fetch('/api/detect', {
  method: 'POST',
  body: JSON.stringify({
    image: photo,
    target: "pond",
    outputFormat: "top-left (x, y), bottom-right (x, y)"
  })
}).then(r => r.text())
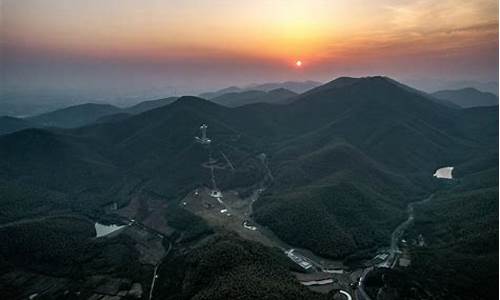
top-left (433, 166), bottom-right (454, 179)
top-left (95, 222), bottom-right (126, 237)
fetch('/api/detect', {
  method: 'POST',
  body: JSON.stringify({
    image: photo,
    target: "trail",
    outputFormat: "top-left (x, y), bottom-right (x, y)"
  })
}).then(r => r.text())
top-left (0, 214), bottom-right (94, 229)
top-left (148, 240), bottom-right (172, 300)
top-left (220, 151), bottom-right (235, 171)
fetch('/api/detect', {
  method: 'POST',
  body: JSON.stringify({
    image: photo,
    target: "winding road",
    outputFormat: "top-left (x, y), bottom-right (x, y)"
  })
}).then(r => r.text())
top-left (148, 238), bottom-right (172, 300)
top-left (357, 194), bottom-right (434, 299)
top-left (340, 289), bottom-right (353, 300)
top-left (386, 194), bottom-right (434, 268)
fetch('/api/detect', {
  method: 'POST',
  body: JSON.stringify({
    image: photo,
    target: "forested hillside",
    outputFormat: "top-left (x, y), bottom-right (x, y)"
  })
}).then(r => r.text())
top-left (251, 77), bottom-right (497, 259)
top-left (153, 234), bottom-right (328, 300)
top-left (406, 155), bottom-right (499, 300)
top-left (0, 77), bottom-right (497, 299)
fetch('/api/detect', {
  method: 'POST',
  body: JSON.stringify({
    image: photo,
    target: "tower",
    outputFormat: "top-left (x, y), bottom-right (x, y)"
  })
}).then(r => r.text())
top-left (200, 124), bottom-right (208, 140)
top-left (195, 124), bottom-right (211, 145)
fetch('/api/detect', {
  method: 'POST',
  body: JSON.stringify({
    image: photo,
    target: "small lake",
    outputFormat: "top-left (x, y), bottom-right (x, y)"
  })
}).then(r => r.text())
top-left (95, 222), bottom-right (126, 237)
top-left (433, 166), bottom-right (454, 179)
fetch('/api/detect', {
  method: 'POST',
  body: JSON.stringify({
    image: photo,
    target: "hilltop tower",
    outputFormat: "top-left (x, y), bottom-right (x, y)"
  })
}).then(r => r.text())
top-left (200, 124), bottom-right (208, 140)
top-left (195, 124), bottom-right (212, 145)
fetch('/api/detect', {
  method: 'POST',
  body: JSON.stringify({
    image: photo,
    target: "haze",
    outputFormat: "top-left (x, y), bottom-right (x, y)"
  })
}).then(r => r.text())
top-left (1, 0), bottom-right (498, 98)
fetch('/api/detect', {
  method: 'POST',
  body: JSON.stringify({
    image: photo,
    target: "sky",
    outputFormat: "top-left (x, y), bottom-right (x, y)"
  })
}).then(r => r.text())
top-left (1, 0), bottom-right (498, 98)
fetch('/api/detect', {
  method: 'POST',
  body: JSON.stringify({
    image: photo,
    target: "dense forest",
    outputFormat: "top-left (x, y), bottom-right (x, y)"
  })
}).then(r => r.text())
top-left (254, 182), bottom-right (405, 258)
top-left (153, 234), bottom-right (328, 300)
top-left (0, 77), bottom-right (497, 299)
top-left (362, 156), bottom-right (499, 300)
top-left (407, 163), bottom-right (499, 300)
top-left (0, 217), bottom-right (151, 299)
top-left (165, 205), bottom-right (213, 242)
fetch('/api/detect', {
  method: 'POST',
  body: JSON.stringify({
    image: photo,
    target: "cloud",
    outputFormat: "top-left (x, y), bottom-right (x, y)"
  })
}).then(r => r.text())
top-left (385, 0), bottom-right (498, 33)
top-left (316, 0), bottom-right (497, 63)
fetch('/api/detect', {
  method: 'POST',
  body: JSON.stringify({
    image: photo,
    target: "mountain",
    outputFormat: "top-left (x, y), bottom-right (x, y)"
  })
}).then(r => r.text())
top-left (304, 76), bottom-right (459, 108)
top-left (408, 163), bottom-right (498, 300)
top-left (363, 151), bottom-right (499, 300)
top-left (0, 97), bottom-right (179, 134)
top-left (199, 81), bottom-right (321, 99)
top-left (94, 112), bottom-right (133, 124)
top-left (211, 88), bottom-right (297, 107)
top-left (0, 89), bottom-right (84, 117)
top-left (0, 76), bottom-right (497, 300)
top-left (199, 86), bottom-right (243, 99)
top-left (248, 80), bottom-right (322, 93)
top-left (154, 234), bottom-right (325, 300)
top-left (0, 116), bottom-right (38, 135)
top-left (91, 96), bottom-right (179, 124)
top-left (3, 77), bottom-right (494, 253)
top-left (442, 80), bottom-right (498, 96)
top-left (27, 103), bottom-right (122, 128)
top-left (249, 76), bottom-right (493, 258)
top-left (123, 96), bottom-right (178, 114)
top-left (432, 87), bottom-right (499, 108)
top-left (383, 77), bottom-right (461, 108)
top-left (0, 96), bottom-right (264, 218)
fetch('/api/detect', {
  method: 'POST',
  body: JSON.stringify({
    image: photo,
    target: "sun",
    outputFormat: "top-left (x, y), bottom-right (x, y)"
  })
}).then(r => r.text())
top-left (295, 60), bottom-right (303, 67)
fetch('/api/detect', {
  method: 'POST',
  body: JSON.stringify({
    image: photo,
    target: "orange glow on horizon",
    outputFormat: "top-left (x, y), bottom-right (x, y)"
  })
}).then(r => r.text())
top-left (2, 0), bottom-right (498, 79)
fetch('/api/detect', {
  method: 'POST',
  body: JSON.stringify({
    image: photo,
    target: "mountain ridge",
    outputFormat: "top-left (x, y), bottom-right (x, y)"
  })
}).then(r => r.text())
top-left (432, 87), bottom-right (499, 108)
top-left (0, 76), bottom-right (496, 258)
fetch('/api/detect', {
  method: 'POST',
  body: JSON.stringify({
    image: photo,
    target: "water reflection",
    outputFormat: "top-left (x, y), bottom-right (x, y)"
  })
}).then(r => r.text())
top-left (433, 167), bottom-right (454, 179)
top-left (95, 222), bottom-right (125, 237)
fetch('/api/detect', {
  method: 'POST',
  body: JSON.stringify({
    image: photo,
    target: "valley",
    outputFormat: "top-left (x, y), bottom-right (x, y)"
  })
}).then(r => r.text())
top-left (180, 146), bottom-right (454, 300)
top-left (0, 76), bottom-right (497, 300)
top-left (3, 0), bottom-right (499, 298)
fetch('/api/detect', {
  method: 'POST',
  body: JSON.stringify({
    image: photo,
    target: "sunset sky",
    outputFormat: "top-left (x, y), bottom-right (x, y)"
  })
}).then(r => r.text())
top-left (1, 0), bottom-right (498, 96)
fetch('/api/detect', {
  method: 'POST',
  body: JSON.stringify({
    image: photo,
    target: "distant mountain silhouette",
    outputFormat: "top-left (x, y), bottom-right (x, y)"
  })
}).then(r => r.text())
top-left (247, 80), bottom-right (322, 93)
top-left (210, 88), bottom-right (297, 107)
top-left (0, 116), bottom-right (37, 135)
top-left (432, 87), bottom-right (499, 108)
top-left (94, 112), bottom-right (133, 124)
top-left (93, 96), bottom-right (179, 124)
top-left (199, 86), bottom-right (243, 99)
top-left (0, 97), bottom-right (180, 134)
top-left (199, 80), bottom-right (321, 99)
top-left (27, 103), bottom-right (122, 128)
top-left (123, 97), bottom-right (179, 114)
